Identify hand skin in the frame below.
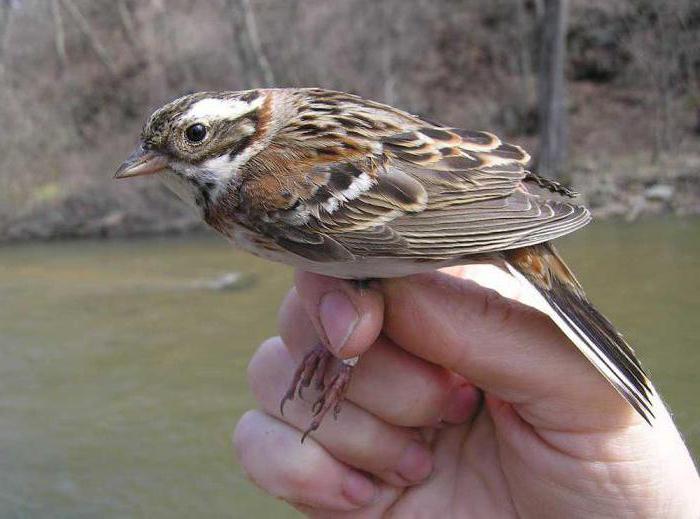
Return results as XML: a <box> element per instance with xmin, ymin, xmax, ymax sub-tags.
<box><xmin>234</xmin><ymin>266</ymin><xmax>700</xmax><ymax>518</ymax></box>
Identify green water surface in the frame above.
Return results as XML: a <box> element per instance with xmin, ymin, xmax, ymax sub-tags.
<box><xmin>0</xmin><ymin>218</ymin><xmax>698</xmax><ymax>517</ymax></box>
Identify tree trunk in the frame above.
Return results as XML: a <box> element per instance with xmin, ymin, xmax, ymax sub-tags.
<box><xmin>537</xmin><ymin>0</ymin><xmax>569</xmax><ymax>179</ymax></box>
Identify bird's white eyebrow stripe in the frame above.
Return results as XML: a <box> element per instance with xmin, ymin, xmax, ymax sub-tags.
<box><xmin>183</xmin><ymin>97</ymin><xmax>263</xmax><ymax>122</ymax></box>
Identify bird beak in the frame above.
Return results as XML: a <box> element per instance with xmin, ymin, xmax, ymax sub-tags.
<box><xmin>114</xmin><ymin>145</ymin><xmax>169</xmax><ymax>179</ymax></box>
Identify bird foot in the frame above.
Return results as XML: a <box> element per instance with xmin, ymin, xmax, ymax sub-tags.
<box><xmin>279</xmin><ymin>344</ymin><xmax>355</xmax><ymax>443</ymax></box>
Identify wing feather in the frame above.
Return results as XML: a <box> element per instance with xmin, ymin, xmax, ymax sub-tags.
<box><xmin>254</xmin><ymin>121</ymin><xmax>589</xmax><ymax>264</ymax></box>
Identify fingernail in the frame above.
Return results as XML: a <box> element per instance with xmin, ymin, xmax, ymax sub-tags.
<box><xmin>396</xmin><ymin>441</ymin><xmax>433</xmax><ymax>483</ymax></box>
<box><xmin>342</xmin><ymin>470</ymin><xmax>377</xmax><ymax>506</ymax></box>
<box><xmin>319</xmin><ymin>291</ymin><xmax>358</xmax><ymax>354</ymax></box>
<box><xmin>442</xmin><ymin>384</ymin><xmax>480</xmax><ymax>424</ymax></box>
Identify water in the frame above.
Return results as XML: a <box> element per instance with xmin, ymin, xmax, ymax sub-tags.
<box><xmin>0</xmin><ymin>219</ymin><xmax>698</xmax><ymax>517</ymax></box>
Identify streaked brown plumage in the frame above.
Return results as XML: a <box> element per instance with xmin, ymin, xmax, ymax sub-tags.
<box><xmin>115</xmin><ymin>88</ymin><xmax>656</xmax><ymax>436</ymax></box>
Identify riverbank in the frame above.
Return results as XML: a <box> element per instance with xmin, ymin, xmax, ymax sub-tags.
<box><xmin>572</xmin><ymin>153</ymin><xmax>700</xmax><ymax>220</ymax></box>
<box><xmin>1</xmin><ymin>154</ymin><xmax>699</xmax><ymax>243</ymax></box>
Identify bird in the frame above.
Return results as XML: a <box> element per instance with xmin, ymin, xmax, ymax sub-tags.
<box><xmin>115</xmin><ymin>87</ymin><xmax>656</xmax><ymax>439</ymax></box>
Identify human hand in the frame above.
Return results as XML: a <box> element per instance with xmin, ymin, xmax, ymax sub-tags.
<box><xmin>234</xmin><ymin>267</ymin><xmax>700</xmax><ymax>517</ymax></box>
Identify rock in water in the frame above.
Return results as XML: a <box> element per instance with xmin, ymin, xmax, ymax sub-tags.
<box><xmin>201</xmin><ymin>272</ymin><xmax>257</xmax><ymax>291</ymax></box>
<box><xmin>644</xmin><ymin>184</ymin><xmax>674</xmax><ymax>202</ymax></box>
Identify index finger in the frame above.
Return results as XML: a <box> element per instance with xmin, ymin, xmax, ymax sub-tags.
<box><xmin>295</xmin><ymin>267</ymin><xmax>630</xmax><ymax>429</ymax></box>
<box><xmin>381</xmin><ymin>269</ymin><xmax>632</xmax><ymax>427</ymax></box>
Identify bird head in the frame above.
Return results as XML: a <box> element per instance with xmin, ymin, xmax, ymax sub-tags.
<box><xmin>115</xmin><ymin>90</ymin><xmax>269</xmax><ymax>210</ymax></box>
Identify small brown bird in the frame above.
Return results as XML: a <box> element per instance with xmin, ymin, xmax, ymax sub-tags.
<box><xmin>115</xmin><ymin>88</ymin><xmax>655</xmax><ymax>438</ymax></box>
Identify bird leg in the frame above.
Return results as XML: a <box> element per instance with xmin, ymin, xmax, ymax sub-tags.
<box><xmin>350</xmin><ymin>278</ymin><xmax>377</xmax><ymax>292</ymax></box>
<box><xmin>279</xmin><ymin>344</ymin><xmax>357</xmax><ymax>443</ymax></box>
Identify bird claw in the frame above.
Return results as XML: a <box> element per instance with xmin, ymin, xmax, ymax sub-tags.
<box><xmin>279</xmin><ymin>344</ymin><xmax>354</xmax><ymax>442</ymax></box>
<box><xmin>302</xmin><ymin>363</ymin><xmax>351</xmax><ymax>440</ymax></box>
<box><xmin>280</xmin><ymin>344</ymin><xmax>326</xmax><ymax>415</ymax></box>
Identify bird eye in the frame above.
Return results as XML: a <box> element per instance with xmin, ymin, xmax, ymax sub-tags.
<box><xmin>185</xmin><ymin>123</ymin><xmax>207</xmax><ymax>143</ymax></box>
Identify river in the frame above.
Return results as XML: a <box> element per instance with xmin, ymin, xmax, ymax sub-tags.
<box><xmin>1</xmin><ymin>218</ymin><xmax>698</xmax><ymax>517</ymax></box>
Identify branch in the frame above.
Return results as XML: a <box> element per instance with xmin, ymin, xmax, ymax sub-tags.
<box><xmin>117</xmin><ymin>0</ymin><xmax>141</xmax><ymax>57</ymax></box>
<box><xmin>51</xmin><ymin>0</ymin><xmax>67</xmax><ymax>69</ymax></box>
<box><xmin>0</xmin><ymin>0</ymin><xmax>13</xmax><ymax>72</ymax></box>
<box><xmin>239</xmin><ymin>0</ymin><xmax>275</xmax><ymax>85</ymax></box>
<box><xmin>60</xmin><ymin>0</ymin><xmax>117</xmax><ymax>76</ymax></box>
<box><xmin>381</xmin><ymin>0</ymin><xmax>397</xmax><ymax>105</ymax></box>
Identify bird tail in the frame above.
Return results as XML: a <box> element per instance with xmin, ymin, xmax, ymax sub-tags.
<box><xmin>504</xmin><ymin>243</ymin><xmax>656</xmax><ymax>424</ymax></box>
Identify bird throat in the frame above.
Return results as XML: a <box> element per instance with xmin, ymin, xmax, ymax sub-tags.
<box><xmin>159</xmin><ymin>170</ymin><xmax>215</xmax><ymax>216</ymax></box>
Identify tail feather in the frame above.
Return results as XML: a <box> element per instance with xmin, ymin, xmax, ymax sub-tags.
<box><xmin>505</xmin><ymin>243</ymin><xmax>656</xmax><ymax>424</ymax></box>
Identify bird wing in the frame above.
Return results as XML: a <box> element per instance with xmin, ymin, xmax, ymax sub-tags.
<box><xmin>256</xmin><ymin>125</ymin><xmax>590</xmax><ymax>262</ymax></box>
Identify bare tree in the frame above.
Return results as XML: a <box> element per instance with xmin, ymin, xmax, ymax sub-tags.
<box><xmin>228</xmin><ymin>0</ymin><xmax>275</xmax><ymax>87</ymax></box>
<box><xmin>537</xmin><ymin>0</ymin><xmax>569</xmax><ymax>179</ymax></box>
<box><xmin>0</xmin><ymin>0</ymin><xmax>14</xmax><ymax>76</ymax></box>
<box><xmin>116</xmin><ymin>0</ymin><xmax>142</xmax><ymax>59</ymax></box>
<box><xmin>51</xmin><ymin>0</ymin><xmax>67</xmax><ymax>70</ymax></box>
<box><xmin>497</xmin><ymin>0</ymin><xmax>538</xmax><ymax>135</ymax></box>
<box><xmin>623</xmin><ymin>0</ymin><xmax>699</xmax><ymax>161</ymax></box>
<box><xmin>513</xmin><ymin>0</ymin><xmax>535</xmax><ymax>108</ymax></box>
<box><xmin>380</xmin><ymin>0</ymin><xmax>398</xmax><ymax>106</ymax></box>
<box><xmin>60</xmin><ymin>0</ymin><xmax>117</xmax><ymax>76</ymax></box>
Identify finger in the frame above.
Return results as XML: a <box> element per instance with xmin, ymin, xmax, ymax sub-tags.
<box><xmin>441</xmin><ymin>264</ymin><xmax>550</xmax><ymax>313</ymax></box>
<box><xmin>233</xmin><ymin>410</ymin><xmax>378</xmax><ymax>511</ymax></box>
<box><xmin>247</xmin><ymin>337</ymin><xmax>435</xmax><ymax>486</ymax></box>
<box><xmin>380</xmin><ymin>270</ymin><xmax>626</xmax><ymax>426</ymax></box>
<box><xmin>278</xmin><ymin>288</ymin><xmax>481</xmax><ymax>427</ymax></box>
<box><xmin>291</xmin><ymin>489</ymin><xmax>401</xmax><ymax>519</ymax></box>
<box><xmin>294</xmin><ymin>271</ymin><xmax>384</xmax><ymax>358</ymax></box>
<box><xmin>277</xmin><ymin>288</ymin><xmax>318</xmax><ymax>354</ymax></box>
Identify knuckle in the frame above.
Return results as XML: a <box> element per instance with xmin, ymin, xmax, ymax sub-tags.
<box><xmin>479</xmin><ymin>287</ymin><xmax>519</xmax><ymax>327</ymax></box>
<box><xmin>282</xmin><ymin>465</ymin><xmax>319</xmax><ymax>497</ymax></box>
<box><xmin>232</xmin><ymin>410</ymin><xmax>262</xmax><ymax>466</ymax></box>
<box><xmin>277</xmin><ymin>289</ymin><xmax>319</xmax><ymax>353</ymax></box>
<box><xmin>232</xmin><ymin>412</ymin><xmax>283</xmax><ymax>496</ymax></box>
<box><xmin>276</xmin><ymin>287</ymin><xmax>300</xmax><ymax>334</ymax></box>
<box><xmin>391</xmin><ymin>381</ymin><xmax>448</xmax><ymax>426</ymax></box>
<box><xmin>246</xmin><ymin>337</ymin><xmax>284</xmax><ymax>397</ymax></box>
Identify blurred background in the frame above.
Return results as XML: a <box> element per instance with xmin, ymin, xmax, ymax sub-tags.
<box><xmin>0</xmin><ymin>0</ymin><xmax>698</xmax><ymax>517</ymax></box>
